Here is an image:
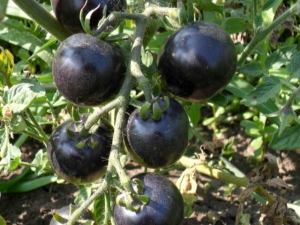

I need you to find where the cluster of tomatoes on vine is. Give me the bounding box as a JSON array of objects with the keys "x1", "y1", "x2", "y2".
[{"x1": 48, "y1": 0, "x2": 237, "y2": 224}]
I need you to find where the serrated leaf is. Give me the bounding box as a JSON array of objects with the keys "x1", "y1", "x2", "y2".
[
  {"x1": 4, "y1": 79, "x2": 46, "y2": 113},
  {"x1": 270, "y1": 124, "x2": 300, "y2": 150},
  {"x1": 0, "y1": 18, "x2": 53, "y2": 66},
  {"x1": 265, "y1": 45, "x2": 296, "y2": 70},
  {"x1": 74, "y1": 186, "x2": 92, "y2": 205},
  {"x1": 287, "y1": 51, "x2": 300, "y2": 76},
  {"x1": 238, "y1": 62, "x2": 263, "y2": 77},
  {"x1": 241, "y1": 76, "x2": 281, "y2": 106}
]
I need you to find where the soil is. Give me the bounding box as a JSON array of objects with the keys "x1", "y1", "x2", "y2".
[{"x1": 1, "y1": 129, "x2": 300, "y2": 225}]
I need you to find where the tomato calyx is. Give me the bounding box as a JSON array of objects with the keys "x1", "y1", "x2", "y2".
[
  {"x1": 115, "y1": 178, "x2": 150, "y2": 212},
  {"x1": 139, "y1": 95, "x2": 170, "y2": 120}
]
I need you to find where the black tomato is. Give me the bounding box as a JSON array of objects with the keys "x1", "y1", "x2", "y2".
[
  {"x1": 51, "y1": 0, "x2": 127, "y2": 34},
  {"x1": 47, "y1": 116, "x2": 112, "y2": 184},
  {"x1": 125, "y1": 96, "x2": 189, "y2": 168},
  {"x1": 158, "y1": 21, "x2": 237, "y2": 102},
  {"x1": 113, "y1": 173, "x2": 184, "y2": 225},
  {"x1": 52, "y1": 33, "x2": 126, "y2": 107}
]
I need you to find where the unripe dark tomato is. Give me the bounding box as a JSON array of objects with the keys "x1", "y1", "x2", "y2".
[
  {"x1": 125, "y1": 96, "x2": 189, "y2": 168},
  {"x1": 51, "y1": 0, "x2": 127, "y2": 34},
  {"x1": 158, "y1": 21, "x2": 237, "y2": 102},
  {"x1": 52, "y1": 33, "x2": 126, "y2": 107},
  {"x1": 113, "y1": 173, "x2": 184, "y2": 225},
  {"x1": 47, "y1": 115, "x2": 112, "y2": 184}
]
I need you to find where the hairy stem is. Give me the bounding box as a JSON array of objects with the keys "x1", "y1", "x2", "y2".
[{"x1": 12, "y1": 0, "x2": 71, "y2": 41}]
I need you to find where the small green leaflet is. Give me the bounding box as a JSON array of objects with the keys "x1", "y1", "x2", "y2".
[
  {"x1": 265, "y1": 45, "x2": 296, "y2": 70},
  {"x1": 241, "y1": 76, "x2": 281, "y2": 106},
  {"x1": 3, "y1": 78, "x2": 46, "y2": 113},
  {"x1": 270, "y1": 124, "x2": 300, "y2": 150},
  {"x1": 238, "y1": 62, "x2": 263, "y2": 77}
]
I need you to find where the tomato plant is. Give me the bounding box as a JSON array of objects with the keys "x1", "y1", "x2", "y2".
[{"x1": 1, "y1": 0, "x2": 300, "y2": 225}]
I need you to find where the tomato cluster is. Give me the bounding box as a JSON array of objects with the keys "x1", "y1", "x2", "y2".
[{"x1": 48, "y1": 1, "x2": 237, "y2": 224}]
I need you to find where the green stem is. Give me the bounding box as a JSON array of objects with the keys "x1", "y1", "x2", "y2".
[
  {"x1": 284, "y1": 85, "x2": 300, "y2": 108},
  {"x1": 12, "y1": 0, "x2": 71, "y2": 41},
  {"x1": 178, "y1": 156, "x2": 275, "y2": 203},
  {"x1": 26, "y1": 109, "x2": 48, "y2": 145},
  {"x1": 238, "y1": 1, "x2": 300, "y2": 66}
]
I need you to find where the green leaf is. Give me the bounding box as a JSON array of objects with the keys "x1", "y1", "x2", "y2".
[
  {"x1": 240, "y1": 120, "x2": 261, "y2": 137},
  {"x1": 0, "y1": 0, "x2": 8, "y2": 21},
  {"x1": 4, "y1": 78, "x2": 46, "y2": 113},
  {"x1": 195, "y1": 0, "x2": 223, "y2": 14},
  {"x1": 270, "y1": 124, "x2": 300, "y2": 150},
  {"x1": 265, "y1": 45, "x2": 296, "y2": 70},
  {"x1": 224, "y1": 17, "x2": 251, "y2": 34},
  {"x1": 241, "y1": 76, "x2": 281, "y2": 106},
  {"x1": 187, "y1": 103, "x2": 201, "y2": 127},
  {"x1": 93, "y1": 194, "x2": 105, "y2": 223},
  {"x1": 74, "y1": 186, "x2": 92, "y2": 205},
  {"x1": 287, "y1": 51, "x2": 300, "y2": 76},
  {"x1": 226, "y1": 76, "x2": 280, "y2": 125},
  {"x1": 0, "y1": 18, "x2": 53, "y2": 66},
  {"x1": 0, "y1": 47, "x2": 14, "y2": 86},
  {"x1": 261, "y1": 0, "x2": 282, "y2": 27},
  {"x1": 0, "y1": 216, "x2": 6, "y2": 225},
  {"x1": 238, "y1": 62, "x2": 263, "y2": 77},
  {"x1": 141, "y1": 49, "x2": 154, "y2": 67}
]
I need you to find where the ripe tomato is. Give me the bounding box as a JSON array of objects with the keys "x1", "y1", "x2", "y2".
[
  {"x1": 125, "y1": 96, "x2": 189, "y2": 168},
  {"x1": 158, "y1": 21, "x2": 237, "y2": 102},
  {"x1": 47, "y1": 115, "x2": 112, "y2": 184},
  {"x1": 113, "y1": 173, "x2": 184, "y2": 225},
  {"x1": 51, "y1": 0, "x2": 127, "y2": 33},
  {"x1": 52, "y1": 33, "x2": 126, "y2": 107}
]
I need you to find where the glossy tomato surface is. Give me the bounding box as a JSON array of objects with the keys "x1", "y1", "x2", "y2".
[
  {"x1": 52, "y1": 33, "x2": 126, "y2": 107},
  {"x1": 47, "y1": 116, "x2": 112, "y2": 184},
  {"x1": 125, "y1": 96, "x2": 189, "y2": 168},
  {"x1": 51, "y1": 0, "x2": 127, "y2": 33},
  {"x1": 113, "y1": 173, "x2": 184, "y2": 225},
  {"x1": 158, "y1": 21, "x2": 237, "y2": 102}
]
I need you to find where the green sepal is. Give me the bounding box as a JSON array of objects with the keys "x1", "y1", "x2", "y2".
[
  {"x1": 132, "y1": 178, "x2": 144, "y2": 195},
  {"x1": 152, "y1": 101, "x2": 162, "y2": 120},
  {"x1": 139, "y1": 102, "x2": 152, "y2": 119},
  {"x1": 160, "y1": 96, "x2": 170, "y2": 113}
]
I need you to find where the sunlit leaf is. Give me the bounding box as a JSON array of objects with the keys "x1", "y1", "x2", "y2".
[
  {"x1": 270, "y1": 124, "x2": 300, "y2": 150},
  {"x1": 241, "y1": 76, "x2": 281, "y2": 106}
]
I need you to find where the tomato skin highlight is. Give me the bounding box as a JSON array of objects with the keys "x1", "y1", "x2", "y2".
[
  {"x1": 51, "y1": 0, "x2": 127, "y2": 34},
  {"x1": 47, "y1": 116, "x2": 112, "y2": 185},
  {"x1": 158, "y1": 21, "x2": 237, "y2": 102},
  {"x1": 125, "y1": 96, "x2": 189, "y2": 168},
  {"x1": 113, "y1": 173, "x2": 184, "y2": 225},
  {"x1": 52, "y1": 33, "x2": 126, "y2": 107}
]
